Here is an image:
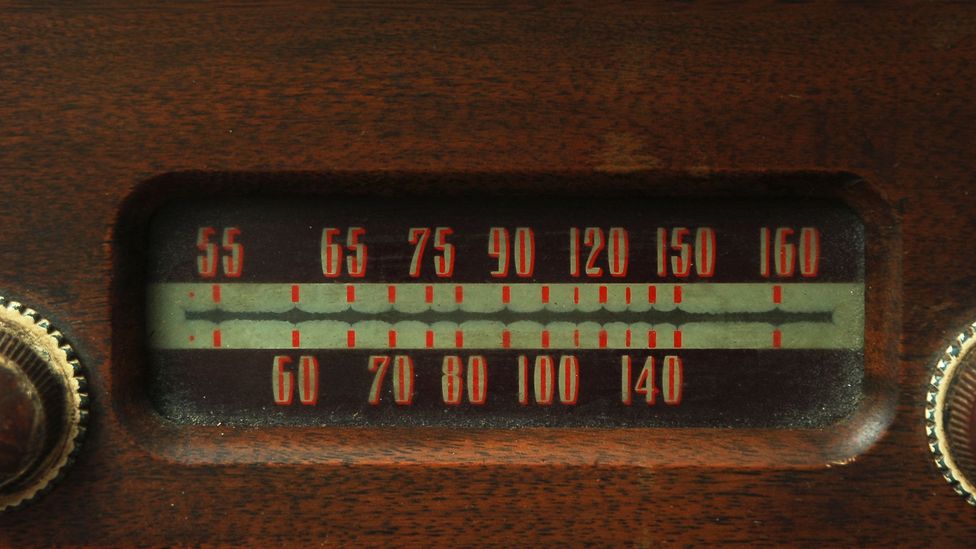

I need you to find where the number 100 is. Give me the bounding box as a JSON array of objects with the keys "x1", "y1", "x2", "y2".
[{"x1": 518, "y1": 355, "x2": 580, "y2": 405}]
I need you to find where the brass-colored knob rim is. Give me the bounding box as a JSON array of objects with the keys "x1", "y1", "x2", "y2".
[
  {"x1": 0, "y1": 297, "x2": 87, "y2": 512},
  {"x1": 926, "y1": 321, "x2": 976, "y2": 506}
]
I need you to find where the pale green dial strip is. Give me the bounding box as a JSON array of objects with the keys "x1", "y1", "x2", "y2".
[{"x1": 148, "y1": 282, "x2": 864, "y2": 350}]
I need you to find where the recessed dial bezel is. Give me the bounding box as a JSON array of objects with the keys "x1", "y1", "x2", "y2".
[{"x1": 111, "y1": 171, "x2": 900, "y2": 467}]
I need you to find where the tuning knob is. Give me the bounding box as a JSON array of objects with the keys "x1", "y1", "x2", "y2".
[
  {"x1": 0, "y1": 298, "x2": 87, "y2": 512},
  {"x1": 927, "y1": 322, "x2": 976, "y2": 505}
]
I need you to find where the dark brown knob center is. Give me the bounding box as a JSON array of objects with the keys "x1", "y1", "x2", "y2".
[{"x1": 0, "y1": 360, "x2": 45, "y2": 489}]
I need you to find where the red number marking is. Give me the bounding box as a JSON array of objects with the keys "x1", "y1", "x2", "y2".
[
  {"x1": 518, "y1": 355, "x2": 530, "y2": 405},
  {"x1": 620, "y1": 356, "x2": 633, "y2": 404},
  {"x1": 760, "y1": 227, "x2": 772, "y2": 277},
  {"x1": 534, "y1": 355, "x2": 555, "y2": 405},
  {"x1": 695, "y1": 227, "x2": 715, "y2": 277},
  {"x1": 408, "y1": 227, "x2": 431, "y2": 277},
  {"x1": 346, "y1": 227, "x2": 367, "y2": 277},
  {"x1": 221, "y1": 227, "x2": 243, "y2": 277},
  {"x1": 375, "y1": 355, "x2": 408, "y2": 404},
  {"x1": 583, "y1": 227, "x2": 605, "y2": 276},
  {"x1": 320, "y1": 226, "x2": 369, "y2": 277},
  {"x1": 393, "y1": 355, "x2": 415, "y2": 405},
  {"x1": 775, "y1": 227, "x2": 796, "y2": 277},
  {"x1": 634, "y1": 357, "x2": 657, "y2": 405},
  {"x1": 559, "y1": 356, "x2": 580, "y2": 404},
  {"x1": 762, "y1": 227, "x2": 820, "y2": 278},
  {"x1": 298, "y1": 356, "x2": 319, "y2": 406},
  {"x1": 608, "y1": 227, "x2": 628, "y2": 277},
  {"x1": 272, "y1": 355, "x2": 294, "y2": 405},
  {"x1": 521, "y1": 355, "x2": 578, "y2": 406},
  {"x1": 488, "y1": 227, "x2": 510, "y2": 277},
  {"x1": 367, "y1": 355, "x2": 391, "y2": 404},
  {"x1": 514, "y1": 227, "x2": 535, "y2": 277},
  {"x1": 196, "y1": 227, "x2": 218, "y2": 278},
  {"x1": 622, "y1": 355, "x2": 684, "y2": 407},
  {"x1": 670, "y1": 227, "x2": 692, "y2": 277},
  {"x1": 442, "y1": 355, "x2": 463, "y2": 405},
  {"x1": 321, "y1": 228, "x2": 343, "y2": 277},
  {"x1": 660, "y1": 227, "x2": 715, "y2": 277},
  {"x1": 663, "y1": 356, "x2": 683, "y2": 405},
  {"x1": 433, "y1": 227, "x2": 455, "y2": 277},
  {"x1": 656, "y1": 228, "x2": 668, "y2": 277},
  {"x1": 800, "y1": 227, "x2": 820, "y2": 277},
  {"x1": 467, "y1": 356, "x2": 488, "y2": 405},
  {"x1": 569, "y1": 228, "x2": 581, "y2": 277}
]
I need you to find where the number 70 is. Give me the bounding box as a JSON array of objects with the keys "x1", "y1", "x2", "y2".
[{"x1": 367, "y1": 355, "x2": 415, "y2": 405}]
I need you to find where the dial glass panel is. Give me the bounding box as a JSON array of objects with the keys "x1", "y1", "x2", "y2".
[{"x1": 146, "y1": 196, "x2": 864, "y2": 427}]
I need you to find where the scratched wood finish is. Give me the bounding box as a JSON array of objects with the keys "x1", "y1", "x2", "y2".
[{"x1": 1, "y1": 2, "x2": 975, "y2": 546}]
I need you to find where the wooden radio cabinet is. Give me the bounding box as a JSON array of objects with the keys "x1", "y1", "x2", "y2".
[{"x1": 1, "y1": 2, "x2": 975, "y2": 546}]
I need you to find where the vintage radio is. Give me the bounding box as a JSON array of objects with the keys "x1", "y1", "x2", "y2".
[{"x1": 1, "y1": 2, "x2": 975, "y2": 546}]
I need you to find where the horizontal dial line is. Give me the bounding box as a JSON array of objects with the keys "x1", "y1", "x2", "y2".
[{"x1": 149, "y1": 282, "x2": 863, "y2": 351}]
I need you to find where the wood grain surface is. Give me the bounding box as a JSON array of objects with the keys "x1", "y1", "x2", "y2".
[{"x1": 1, "y1": 1, "x2": 975, "y2": 546}]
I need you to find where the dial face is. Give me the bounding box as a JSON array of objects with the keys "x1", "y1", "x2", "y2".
[{"x1": 146, "y1": 196, "x2": 865, "y2": 427}]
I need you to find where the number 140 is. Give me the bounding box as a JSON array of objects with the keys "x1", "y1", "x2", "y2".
[{"x1": 621, "y1": 356, "x2": 683, "y2": 405}]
